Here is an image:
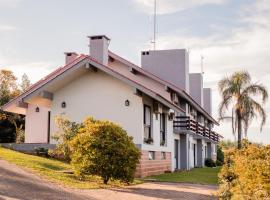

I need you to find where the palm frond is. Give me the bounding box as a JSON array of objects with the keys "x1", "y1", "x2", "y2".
[
  {"x1": 250, "y1": 99, "x2": 267, "y2": 132},
  {"x1": 242, "y1": 83, "x2": 268, "y2": 103}
]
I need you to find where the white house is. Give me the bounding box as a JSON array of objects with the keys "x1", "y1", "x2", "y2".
[{"x1": 2, "y1": 35, "x2": 222, "y2": 177}]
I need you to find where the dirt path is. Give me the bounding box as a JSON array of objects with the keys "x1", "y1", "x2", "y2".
[{"x1": 0, "y1": 159, "x2": 217, "y2": 200}]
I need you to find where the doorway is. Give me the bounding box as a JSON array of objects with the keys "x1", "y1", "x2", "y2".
[
  {"x1": 193, "y1": 143, "x2": 196, "y2": 167},
  {"x1": 174, "y1": 139, "x2": 179, "y2": 169}
]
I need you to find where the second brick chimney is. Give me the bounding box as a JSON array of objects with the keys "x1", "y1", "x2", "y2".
[{"x1": 88, "y1": 35, "x2": 110, "y2": 65}]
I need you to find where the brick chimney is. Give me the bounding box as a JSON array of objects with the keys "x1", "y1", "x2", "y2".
[
  {"x1": 189, "y1": 73, "x2": 204, "y2": 106},
  {"x1": 64, "y1": 52, "x2": 78, "y2": 65},
  {"x1": 141, "y1": 49, "x2": 190, "y2": 93},
  {"x1": 88, "y1": 35, "x2": 110, "y2": 65}
]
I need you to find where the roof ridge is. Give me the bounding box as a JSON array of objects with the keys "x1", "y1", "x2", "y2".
[{"x1": 2, "y1": 54, "x2": 87, "y2": 109}]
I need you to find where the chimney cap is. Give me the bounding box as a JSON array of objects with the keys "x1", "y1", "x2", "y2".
[
  {"x1": 87, "y1": 35, "x2": 110, "y2": 41},
  {"x1": 64, "y1": 52, "x2": 78, "y2": 55}
]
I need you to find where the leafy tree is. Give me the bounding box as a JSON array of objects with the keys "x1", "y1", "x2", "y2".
[
  {"x1": 20, "y1": 73, "x2": 31, "y2": 92},
  {"x1": 218, "y1": 71, "x2": 268, "y2": 149},
  {"x1": 0, "y1": 70, "x2": 28, "y2": 143},
  {"x1": 0, "y1": 70, "x2": 20, "y2": 105},
  {"x1": 70, "y1": 117, "x2": 140, "y2": 184},
  {"x1": 49, "y1": 115, "x2": 81, "y2": 161},
  {"x1": 219, "y1": 140, "x2": 237, "y2": 150}
]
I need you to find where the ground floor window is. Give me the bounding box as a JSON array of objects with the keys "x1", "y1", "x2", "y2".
[
  {"x1": 161, "y1": 152, "x2": 166, "y2": 160},
  {"x1": 149, "y1": 151, "x2": 155, "y2": 160},
  {"x1": 144, "y1": 105, "x2": 153, "y2": 144}
]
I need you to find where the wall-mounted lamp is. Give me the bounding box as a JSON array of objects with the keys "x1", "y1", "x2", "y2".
[
  {"x1": 35, "y1": 107, "x2": 40, "y2": 112},
  {"x1": 125, "y1": 99, "x2": 130, "y2": 106},
  {"x1": 61, "y1": 101, "x2": 66, "y2": 108}
]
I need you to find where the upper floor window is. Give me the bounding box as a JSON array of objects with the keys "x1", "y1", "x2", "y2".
[
  {"x1": 160, "y1": 113, "x2": 167, "y2": 146},
  {"x1": 144, "y1": 105, "x2": 153, "y2": 144}
]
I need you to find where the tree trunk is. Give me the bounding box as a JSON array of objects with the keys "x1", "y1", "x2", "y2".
[{"x1": 236, "y1": 109, "x2": 242, "y2": 149}]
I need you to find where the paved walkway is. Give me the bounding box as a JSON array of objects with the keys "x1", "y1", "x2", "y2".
[{"x1": 0, "y1": 159, "x2": 217, "y2": 200}]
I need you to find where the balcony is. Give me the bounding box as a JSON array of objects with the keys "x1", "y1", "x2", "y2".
[{"x1": 173, "y1": 116, "x2": 221, "y2": 142}]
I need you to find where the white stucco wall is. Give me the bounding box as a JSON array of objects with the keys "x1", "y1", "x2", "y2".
[
  {"x1": 25, "y1": 104, "x2": 50, "y2": 143},
  {"x1": 50, "y1": 70, "x2": 143, "y2": 145}
]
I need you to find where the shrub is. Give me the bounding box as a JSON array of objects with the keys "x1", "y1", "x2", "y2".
[
  {"x1": 216, "y1": 160, "x2": 223, "y2": 166},
  {"x1": 217, "y1": 145, "x2": 224, "y2": 165},
  {"x1": 70, "y1": 118, "x2": 141, "y2": 184},
  {"x1": 205, "y1": 158, "x2": 216, "y2": 167},
  {"x1": 218, "y1": 142, "x2": 270, "y2": 199},
  {"x1": 49, "y1": 115, "x2": 81, "y2": 161}
]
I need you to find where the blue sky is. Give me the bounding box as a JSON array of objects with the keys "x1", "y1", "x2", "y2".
[{"x1": 1, "y1": 0, "x2": 270, "y2": 144}]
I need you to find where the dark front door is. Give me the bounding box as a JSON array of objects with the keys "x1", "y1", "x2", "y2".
[{"x1": 174, "y1": 139, "x2": 179, "y2": 169}]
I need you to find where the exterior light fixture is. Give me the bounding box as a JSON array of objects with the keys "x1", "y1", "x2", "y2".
[
  {"x1": 125, "y1": 100, "x2": 130, "y2": 106},
  {"x1": 35, "y1": 107, "x2": 40, "y2": 112},
  {"x1": 61, "y1": 102, "x2": 66, "y2": 108}
]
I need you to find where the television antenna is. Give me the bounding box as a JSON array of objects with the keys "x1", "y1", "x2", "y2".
[
  {"x1": 151, "y1": 0, "x2": 157, "y2": 50},
  {"x1": 201, "y1": 55, "x2": 205, "y2": 74}
]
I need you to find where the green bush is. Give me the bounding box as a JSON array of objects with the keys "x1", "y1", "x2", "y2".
[
  {"x1": 217, "y1": 145, "x2": 224, "y2": 165},
  {"x1": 216, "y1": 160, "x2": 223, "y2": 166},
  {"x1": 205, "y1": 158, "x2": 216, "y2": 167},
  {"x1": 70, "y1": 118, "x2": 140, "y2": 184},
  {"x1": 218, "y1": 142, "x2": 270, "y2": 199},
  {"x1": 49, "y1": 115, "x2": 81, "y2": 161}
]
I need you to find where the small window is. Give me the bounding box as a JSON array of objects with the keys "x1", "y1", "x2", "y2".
[
  {"x1": 144, "y1": 105, "x2": 152, "y2": 144},
  {"x1": 149, "y1": 151, "x2": 155, "y2": 160},
  {"x1": 161, "y1": 152, "x2": 166, "y2": 160},
  {"x1": 160, "y1": 113, "x2": 167, "y2": 146}
]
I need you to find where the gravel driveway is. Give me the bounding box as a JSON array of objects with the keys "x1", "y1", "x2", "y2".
[{"x1": 0, "y1": 159, "x2": 217, "y2": 200}]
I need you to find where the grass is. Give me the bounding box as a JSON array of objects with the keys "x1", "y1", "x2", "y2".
[
  {"x1": 0, "y1": 147, "x2": 142, "y2": 189},
  {"x1": 146, "y1": 167, "x2": 221, "y2": 185}
]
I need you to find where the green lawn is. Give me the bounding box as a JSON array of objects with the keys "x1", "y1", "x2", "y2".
[
  {"x1": 147, "y1": 167, "x2": 221, "y2": 185},
  {"x1": 0, "y1": 147, "x2": 141, "y2": 189}
]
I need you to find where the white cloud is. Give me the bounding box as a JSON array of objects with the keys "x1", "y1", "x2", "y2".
[
  {"x1": 0, "y1": 53, "x2": 55, "y2": 83},
  {"x1": 152, "y1": 0, "x2": 270, "y2": 143},
  {"x1": 0, "y1": 0, "x2": 22, "y2": 7},
  {"x1": 0, "y1": 25, "x2": 17, "y2": 31},
  {"x1": 134, "y1": 0, "x2": 226, "y2": 14}
]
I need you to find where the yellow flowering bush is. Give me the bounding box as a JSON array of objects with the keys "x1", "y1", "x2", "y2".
[{"x1": 218, "y1": 142, "x2": 270, "y2": 199}]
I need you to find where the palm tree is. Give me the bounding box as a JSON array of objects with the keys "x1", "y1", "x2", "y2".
[{"x1": 218, "y1": 71, "x2": 268, "y2": 149}]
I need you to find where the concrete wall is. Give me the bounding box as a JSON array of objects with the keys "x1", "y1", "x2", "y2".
[
  {"x1": 189, "y1": 73, "x2": 203, "y2": 106},
  {"x1": 141, "y1": 49, "x2": 190, "y2": 92},
  {"x1": 203, "y1": 88, "x2": 212, "y2": 115},
  {"x1": 50, "y1": 70, "x2": 143, "y2": 145},
  {"x1": 25, "y1": 104, "x2": 50, "y2": 143},
  {"x1": 0, "y1": 143, "x2": 55, "y2": 153}
]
